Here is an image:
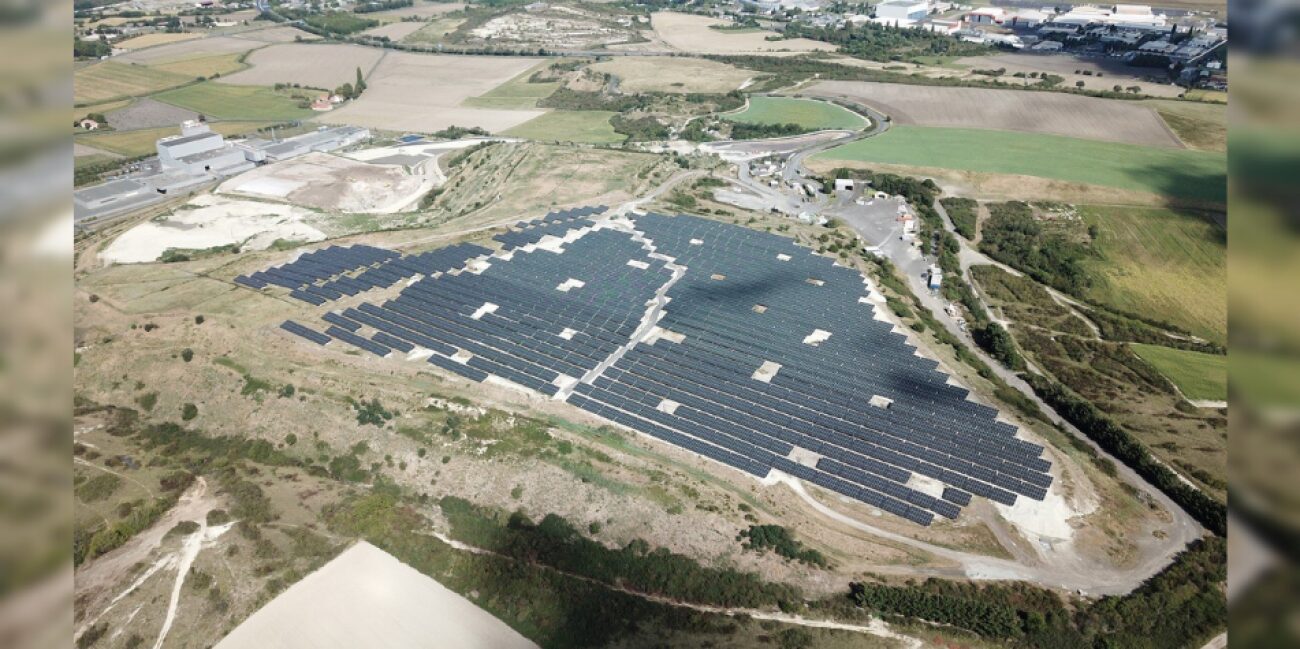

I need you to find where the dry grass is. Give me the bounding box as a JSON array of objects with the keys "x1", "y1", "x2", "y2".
[
  {"x1": 807, "y1": 80, "x2": 1184, "y2": 147},
  {"x1": 650, "y1": 12, "x2": 833, "y2": 54},
  {"x1": 78, "y1": 121, "x2": 269, "y2": 156},
  {"x1": 318, "y1": 52, "x2": 544, "y2": 133},
  {"x1": 115, "y1": 35, "x2": 264, "y2": 64},
  {"x1": 217, "y1": 43, "x2": 385, "y2": 89},
  {"x1": 114, "y1": 32, "x2": 203, "y2": 50},
  {"x1": 590, "y1": 56, "x2": 756, "y2": 94},
  {"x1": 147, "y1": 53, "x2": 248, "y2": 79},
  {"x1": 359, "y1": 20, "x2": 427, "y2": 41},
  {"x1": 75, "y1": 61, "x2": 192, "y2": 105},
  {"x1": 1146, "y1": 100, "x2": 1227, "y2": 152}
]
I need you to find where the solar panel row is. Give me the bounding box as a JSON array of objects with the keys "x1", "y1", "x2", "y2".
[{"x1": 286, "y1": 210, "x2": 1055, "y2": 527}]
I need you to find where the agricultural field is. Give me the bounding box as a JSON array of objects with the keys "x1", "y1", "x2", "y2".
[
  {"x1": 590, "y1": 57, "x2": 757, "y2": 94},
  {"x1": 1145, "y1": 99, "x2": 1227, "y2": 152},
  {"x1": 1079, "y1": 204, "x2": 1226, "y2": 343},
  {"x1": 114, "y1": 35, "x2": 264, "y2": 64},
  {"x1": 114, "y1": 32, "x2": 203, "y2": 50},
  {"x1": 77, "y1": 121, "x2": 269, "y2": 156},
  {"x1": 502, "y1": 110, "x2": 623, "y2": 144},
  {"x1": 649, "y1": 12, "x2": 833, "y2": 54},
  {"x1": 319, "y1": 53, "x2": 544, "y2": 133},
  {"x1": 816, "y1": 126, "x2": 1228, "y2": 204},
  {"x1": 806, "y1": 80, "x2": 1183, "y2": 147},
  {"x1": 146, "y1": 52, "x2": 248, "y2": 79},
  {"x1": 217, "y1": 43, "x2": 385, "y2": 90},
  {"x1": 367, "y1": 0, "x2": 465, "y2": 20},
  {"x1": 1131, "y1": 344, "x2": 1227, "y2": 402},
  {"x1": 727, "y1": 96, "x2": 866, "y2": 131},
  {"x1": 104, "y1": 98, "x2": 200, "y2": 130},
  {"x1": 953, "y1": 53, "x2": 1185, "y2": 98},
  {"x1": 74, "y1": 61, "x2": 192, "y2": 105},
  {"x1": 359, "y1": 20, "x2": 427, "y2": 41},
  {"x1": 400, "y1": 16, "x2": 465, "y2": 45},
  {"x1": 153, "y1": 82, "x2": 314, "y2": 121},
  {"x1": 460, "y1": 61, "x2": 559, "y2": 110}
]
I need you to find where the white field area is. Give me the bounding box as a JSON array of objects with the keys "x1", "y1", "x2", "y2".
[
  {"x1": 318, "y1": 53, "x2": 545, "y2": 133},
  {"x1": 213, "y1": 542, "x2": 539, "y2": 649},
  {"x1": 359, "y1": 20, "x2": 426, "y2": 40},
  {"x1": 806, "y1": 80, "x2": 1184, "y2": 147},
  {"x1": 647, "y1": 12, "x2": 833, "y2": 54},
  {"x1": 99, "y1": 195, "x2": 324, "y2": 264},
  {"x1": 236, "y1": 25, "x2": 322, "y2": 43},
  {"x1": 217, "y1": 152, "x2": 430, "y2": 213},
  {"x1": 218, "y1": 43, "x2": 385, "y2": 90},
  {"x1": 590, "y1": 56, "x2": 756, "y2": 94},
  {"x1": 114, "y1": 32, "x2": 203, "y2": 50},
  {"x1": 114, "y1": 35, "x2": 260, "y2": 63},
  {"x1": 368, "y1": 1, "x2": 465, "y2": 19}
]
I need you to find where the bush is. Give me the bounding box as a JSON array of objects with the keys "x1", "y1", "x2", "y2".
[{"x1": 181, "y1": 403, "x2": 198, "y2": 421}]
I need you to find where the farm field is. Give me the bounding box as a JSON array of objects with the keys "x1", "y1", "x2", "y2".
[
  {"x1": 77, "y1": 121, "x2": 269, "y2": 156},
  {"x1": 806, "y1": 80, "x2": 1183, "y2": 147},
  {"x1": 217, "y1": 43, "x2": 385, "y2": 90},
  {"x1": 1131, "y1": 344, "x2": 1227, "y2": 402},
  {"x1": 367, "y1": 1, "x2": 465, "y2": 20},
  {"x1": 1145, "y1": 99, "x2": 1227, "y2": 152},
  {"x1": 359, "y1": 20, "x2": 426, "y2": 41},
  {"x1": 502, "y1": 110, "x2": 623, "y2": 144},
  {"x1": 153, "y1": 82, "x2": 314, "y2": 121},
  {"x1": 319, "y1": 53, "x2": 544, "y2": 133},
  {"x1": 236, "y1": 25, "x2": 322, "y2": 43},
  {"x1": 74, "y1": 61, "x2": 192, "y2": 105},
  {"x1": 114, "y1": 32, "x2": 203, "y2": 50},
  {"x1": 114, "y1": 35, "x2": 264, "y2": 64},
  {"x1": 146, "y1": 52, "x2": 248, "y2": 79},
  {"x1": 649, "y1": 12, "x2": 833, "y2": 54},
  {"x1": 816, "y1": 126, "x2": 1227, "y2": 204},
  {"x1": 104, "y1": 98, "x2": 200, "y2": 130},
  {"x1": 400, "y1": 16, "x2": 466, "y2": 44},
  {"x1": 590, "y1": 56, "x2": 756, "y2": 94},
  {"x1": 953, "y1": 53, "x2": 1185, "y2": 98},
  {"x1": 460, "y1": 61, "x2": 559, "y2": 110},
  {"x1": 1080, "y1": 204, "x2": 1226, "y2": 343},
  {"x1": 727, "y1": 96, "x2": 866, "y2": 131}
]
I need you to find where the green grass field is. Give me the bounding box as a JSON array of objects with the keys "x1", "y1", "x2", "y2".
[
  {"x1": 75, "y1": 61, "x2": 193, "y2": 105},
  {"x1": 503, "y1": 111, "x2": 624, "y2": 144},
  {"x1": 816, "y1": 125, "x2": 1228, "y2": 204},
  {"x1": 78, "y1": 121, "x2": 270, "y2": 156},
  {"x1": 1132, "y1": 344, "x2": 1226, "y2": 402},
  {"x1": 1081, "y1": 205, "x2": 1226, "y2": 343},
  {"x1": 461, "y1": 62, "x2": 560, "y2": 110},
  {"x1": 729, "y1": 96, "x2": 867, "y2": 131},
  {"x1": 153, "y1": 82, "x2": 313, "y2": 121}
]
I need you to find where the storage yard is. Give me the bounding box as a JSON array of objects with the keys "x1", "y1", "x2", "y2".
[{"x1": 245, "y1": 210, "x2": 1056, "y2": 528}]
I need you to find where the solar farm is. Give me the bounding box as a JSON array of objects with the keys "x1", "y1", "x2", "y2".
[{"x1": 238, "y1": 208, "x2": 1054, "y2": 527}]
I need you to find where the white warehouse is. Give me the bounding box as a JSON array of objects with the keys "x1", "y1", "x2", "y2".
[
  {"x1": 156, "y1": 121, "x2": 253, "y2": 176},
  {"x1": 876, "y1": 0, "x2": 930, "y2": 22}
]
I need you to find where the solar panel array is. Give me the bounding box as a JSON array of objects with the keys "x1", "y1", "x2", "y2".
[
  {"x1": 493, "y1": 206, "x2": 608, "y2": 250},
  {"x1": 271, "y1": 210, "x2": 1053, "y2": 526},
  {"x1": 235, "y1": 243, "x2": 491, "y2": 306}
]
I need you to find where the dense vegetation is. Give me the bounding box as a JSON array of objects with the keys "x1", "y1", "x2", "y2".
[
  {"x1": 939, "y1": 197, "x2": 978, "y2": 240},
  {"x1": 278, "y1": 8, "x2": 377, "y2": 35},
  {"x1": 978, "y1": 201, "x2": 1097, "y2": 295},
  {"x1": 610, "y1": 114, "x2": 669, "y2": 141},
  {"x1": 841, "y1": 536, "x2": 1225, "y2": 648},
  {"x1": 74, "y1": 36, "x2": 111, "y2": 60},
  {"x1": 783, "y1": 22, "x2": 990, "y2": 62},
  {"x1": 1021, "y1": 373, "x2": 1226, "y2": 534},
  {"x1": 738, "y1": 525, "x2": 828, "y2": 567},
  {"x1": 438, "y1": 496, "x2": 804, "y2": 610},
  {"x1": 726, "y1": 120, "x2": 810, "y2": 140}
]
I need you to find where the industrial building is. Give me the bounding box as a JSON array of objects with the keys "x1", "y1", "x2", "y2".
[
  {"x1": 235, "y1": 126, "x2": 371, "y2": 163},
  {"x1": 156, "y1": 121, "x2": 254, "y2": 176},
  {"x1": 875, "y1": 0, "x2": 930, "y2": 22}
]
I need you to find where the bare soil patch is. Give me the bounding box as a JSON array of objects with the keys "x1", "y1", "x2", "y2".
[
  {"x1": 368, "y1": 1, "x2": 465, "y2": 20},
  {"x1": 235, "y1": 25, "x2": 322, "y2": 43},
  {"x1": 591, "y1": 56, "x2": 756, "y2": 94},
  {"x1": 217, "y1": 152, "x2": 427, "y2": 213},
  {"x1": 218, "y1": 43, "x2": 385, "y2": 90},
  {"x1": 115, "y1": 32, "x2": 203, "y2": 50},
  {"x1": 318, "y1": 53, "x2": 544, "y2": 133},
  {"x1": 807, "y1": 80, "x2": 1183, "y2": 148},
  {"x1": 359, "y1": 20, "x2": 426, "y2": 41}
]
